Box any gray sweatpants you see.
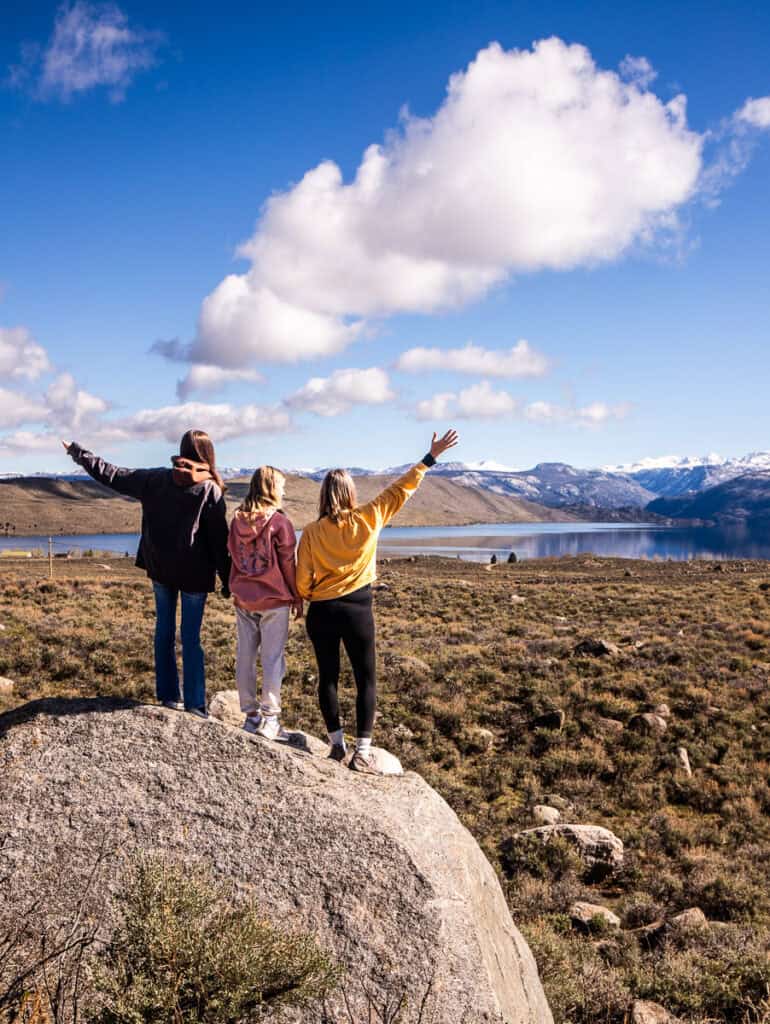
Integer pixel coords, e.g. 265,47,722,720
235,604,290,717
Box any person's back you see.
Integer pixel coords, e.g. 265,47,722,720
297,463,428,602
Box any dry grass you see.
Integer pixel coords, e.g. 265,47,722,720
2,554,770,1022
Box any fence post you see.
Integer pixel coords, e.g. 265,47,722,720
48,536,53,579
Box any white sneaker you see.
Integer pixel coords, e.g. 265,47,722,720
162,701,184,711
255,716,289,742
243,713,262,734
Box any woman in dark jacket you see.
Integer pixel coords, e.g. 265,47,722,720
63,429,231,717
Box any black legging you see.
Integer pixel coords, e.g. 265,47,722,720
306,585,376,738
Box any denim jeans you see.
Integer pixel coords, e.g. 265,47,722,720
152,582,208,710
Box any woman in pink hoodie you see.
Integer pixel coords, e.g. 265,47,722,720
228,466,302,739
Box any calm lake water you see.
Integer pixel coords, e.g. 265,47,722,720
2,522,769,562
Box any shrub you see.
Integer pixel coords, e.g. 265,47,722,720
91,857,338,1024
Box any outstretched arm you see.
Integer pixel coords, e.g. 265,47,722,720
62,440,151,500
363,429,459,528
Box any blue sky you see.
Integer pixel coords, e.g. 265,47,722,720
1,0,769,473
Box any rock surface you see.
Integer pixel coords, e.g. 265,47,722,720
515,824,624,877
532,805,561,826
209,690,404,775
0,676,14,694
569,901,620,930
573,638,621,658
0,698,551,1024
628,712,668,736
631,1000,673,1024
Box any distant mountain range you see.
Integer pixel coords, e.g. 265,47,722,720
5,451,770,525
648,472,770,528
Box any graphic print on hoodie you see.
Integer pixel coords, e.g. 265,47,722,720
228,508,300,612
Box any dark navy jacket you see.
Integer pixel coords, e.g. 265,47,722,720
67,444,230,594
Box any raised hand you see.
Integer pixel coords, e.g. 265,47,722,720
429,429,459,460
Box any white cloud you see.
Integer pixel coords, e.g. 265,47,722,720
0,326,52,380
524,399,632,427
186,37,705,370
11,1,163,102
46,372,109,429
619,55,657,88
0,389,48,428
396,340,548,378
286,367,395,417
177,364,264,400
415,381,516,421
120,402,292,444
736,97,770,130
414,392,457,422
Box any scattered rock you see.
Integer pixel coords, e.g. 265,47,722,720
507,552,518,564
569,901,620,931
514,824,624,877
573,637,621,658
393,722,415,741
628,713,668,736
542,794,574,812
711,563,725,572
208,689,244,729
759,582,770,592
490,554,498,565
532,709,565,732
670,907,707,932
632,1000,674,1024
675,746,692,777
532,805,561,826
595,717,625,737
465,726,495,752
0,677,14,695
510,594,526,605
0,698,551,1024
624,569,635,577
653,703,671,719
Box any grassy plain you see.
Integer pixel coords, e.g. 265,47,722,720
1,554,769,1023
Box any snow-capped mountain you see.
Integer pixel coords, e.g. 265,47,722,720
616,452,770,498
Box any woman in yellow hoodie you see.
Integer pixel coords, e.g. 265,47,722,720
296,429,458,774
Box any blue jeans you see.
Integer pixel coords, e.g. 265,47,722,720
152,583,208,710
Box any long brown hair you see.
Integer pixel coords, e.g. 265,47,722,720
239,465,285,519
179,429,227,493
318,469,357,523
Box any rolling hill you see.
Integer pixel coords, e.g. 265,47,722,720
0,470,573,536
647,472,770,527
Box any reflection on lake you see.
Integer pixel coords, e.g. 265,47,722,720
2,522,770,562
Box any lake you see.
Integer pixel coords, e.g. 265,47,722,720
1,522,769,562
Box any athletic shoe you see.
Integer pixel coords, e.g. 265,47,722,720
327,744,347,762
255,716,289,742
187,707,209,720
243,714,262,735
162,701,184,711
348,750,384,775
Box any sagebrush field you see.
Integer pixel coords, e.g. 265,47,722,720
1,554,769,1023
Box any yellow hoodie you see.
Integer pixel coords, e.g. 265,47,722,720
296,462,428,601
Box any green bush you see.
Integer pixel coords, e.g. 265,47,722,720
92,858,338,1024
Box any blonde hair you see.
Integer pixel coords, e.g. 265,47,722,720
239,465,285,519
318,469,357,523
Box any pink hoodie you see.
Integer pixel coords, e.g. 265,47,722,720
227,508,299,612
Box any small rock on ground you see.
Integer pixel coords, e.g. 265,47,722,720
670,907,708,931
513,823,624,876
675,747,692,777
632,1000,674,1024
532,709,565,732
532,805,561,826
573,637,621,658
0,677,14,695
569,901,620,930
628,712,668,736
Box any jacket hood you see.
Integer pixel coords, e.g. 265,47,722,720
171,456,213,488
231,507,278,540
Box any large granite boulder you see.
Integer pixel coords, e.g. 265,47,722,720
0,698,552,1024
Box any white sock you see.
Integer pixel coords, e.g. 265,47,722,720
355,737,372,756
329,728,346,750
